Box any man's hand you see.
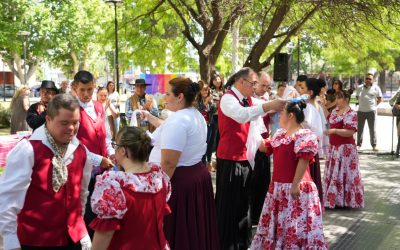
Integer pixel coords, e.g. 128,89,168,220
100,157,113,169
144,97,153,111
263,99,286,113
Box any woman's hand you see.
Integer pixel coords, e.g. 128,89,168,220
290,183,301,199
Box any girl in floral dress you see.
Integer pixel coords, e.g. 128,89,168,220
323,89,364,208
251,101,327,250
90,126,171,250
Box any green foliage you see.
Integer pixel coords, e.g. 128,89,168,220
0,105,11,128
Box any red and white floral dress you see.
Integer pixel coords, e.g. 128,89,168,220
89,165,171,250
323,108,364,208
251,129,327,250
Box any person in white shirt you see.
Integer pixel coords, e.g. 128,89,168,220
356,73,383,151
139,77,219,250
106,81,121,134
0,94,110,250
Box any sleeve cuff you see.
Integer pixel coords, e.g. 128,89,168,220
89,218,121,231
4,233,20,250
90,153,103,167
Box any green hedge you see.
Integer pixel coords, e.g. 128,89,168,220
0,105,11,128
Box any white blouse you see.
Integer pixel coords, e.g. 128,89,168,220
149,107,207,167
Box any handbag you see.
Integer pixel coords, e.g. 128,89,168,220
393,104,400,116
392,95,400,116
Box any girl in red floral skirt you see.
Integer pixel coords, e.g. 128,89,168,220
90,127,171,250
323,89,364,208
251,101,327,249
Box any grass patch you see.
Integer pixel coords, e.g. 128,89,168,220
0,127,10,136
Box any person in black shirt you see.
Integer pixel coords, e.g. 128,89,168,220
26,80,58,130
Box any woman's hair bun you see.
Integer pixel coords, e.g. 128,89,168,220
297,100,307,110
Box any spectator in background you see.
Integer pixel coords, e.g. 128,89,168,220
196,80,217,171
325,79,344,113
58,80,69,94
10,85,31,134
389,80,400,158
208,73,225,169
356,73,382,151
294,75,308,96
97,86,119,141
26,80,58,131
107,81,120,133
125,79,159,132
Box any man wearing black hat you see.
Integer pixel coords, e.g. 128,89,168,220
26,80,58,130
125,78,159,132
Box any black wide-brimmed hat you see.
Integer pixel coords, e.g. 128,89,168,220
133,79,151,86
37,80,58,93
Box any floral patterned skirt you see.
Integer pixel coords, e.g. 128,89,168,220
251,181,327,250
323,144,364,208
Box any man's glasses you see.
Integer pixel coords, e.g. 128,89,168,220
243,78,258,87
111,142,124,149
366,78,372,80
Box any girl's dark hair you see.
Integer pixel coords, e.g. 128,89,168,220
286,100,307,123
305,78,326,99
336,89,354,103
106,81,115,93
196,80,210,103
117,127,151,162
332,79,343,92
169,77,200,107
97,86,106,92
210,73,224,91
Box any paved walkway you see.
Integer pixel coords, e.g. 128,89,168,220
322,154,400,249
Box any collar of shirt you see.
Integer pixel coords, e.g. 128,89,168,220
231,86,246,102
30,125,80,160
78,99,94,108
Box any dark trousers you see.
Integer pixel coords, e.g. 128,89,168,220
215,159,253,250
250,151,271,225
357,110,377,147
206,115,219,163
84,177,96,239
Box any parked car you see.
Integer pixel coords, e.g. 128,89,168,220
0,84,16,98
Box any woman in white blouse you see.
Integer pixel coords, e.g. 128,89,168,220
106,81,120,133
298,77,327,208
139,77,218,250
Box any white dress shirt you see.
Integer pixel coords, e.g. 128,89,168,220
78,99,115,156
0,125,94,250
219,86,265,124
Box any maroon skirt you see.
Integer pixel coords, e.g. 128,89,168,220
164,162,219,250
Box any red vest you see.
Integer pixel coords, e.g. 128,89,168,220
77,101,107,157
17,140,87,246
217,90,253,161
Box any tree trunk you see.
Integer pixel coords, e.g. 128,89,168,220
378,70,386,93
199,53,213,83
71,50,79,74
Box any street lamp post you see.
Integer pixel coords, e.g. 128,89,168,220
0,50,7,101
17,31,31,85
106,0,123,93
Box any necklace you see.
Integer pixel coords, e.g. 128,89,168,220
123,162,150,174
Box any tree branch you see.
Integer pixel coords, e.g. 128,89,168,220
124,0,165,25
167,0,201,51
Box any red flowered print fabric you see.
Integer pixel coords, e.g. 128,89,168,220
251,182,327,249
91,165,171,219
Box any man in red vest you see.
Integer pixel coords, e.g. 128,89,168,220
0,94,111,250
73,70,115,238
215,67,286,250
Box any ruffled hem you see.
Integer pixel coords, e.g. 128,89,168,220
89,218,121,231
